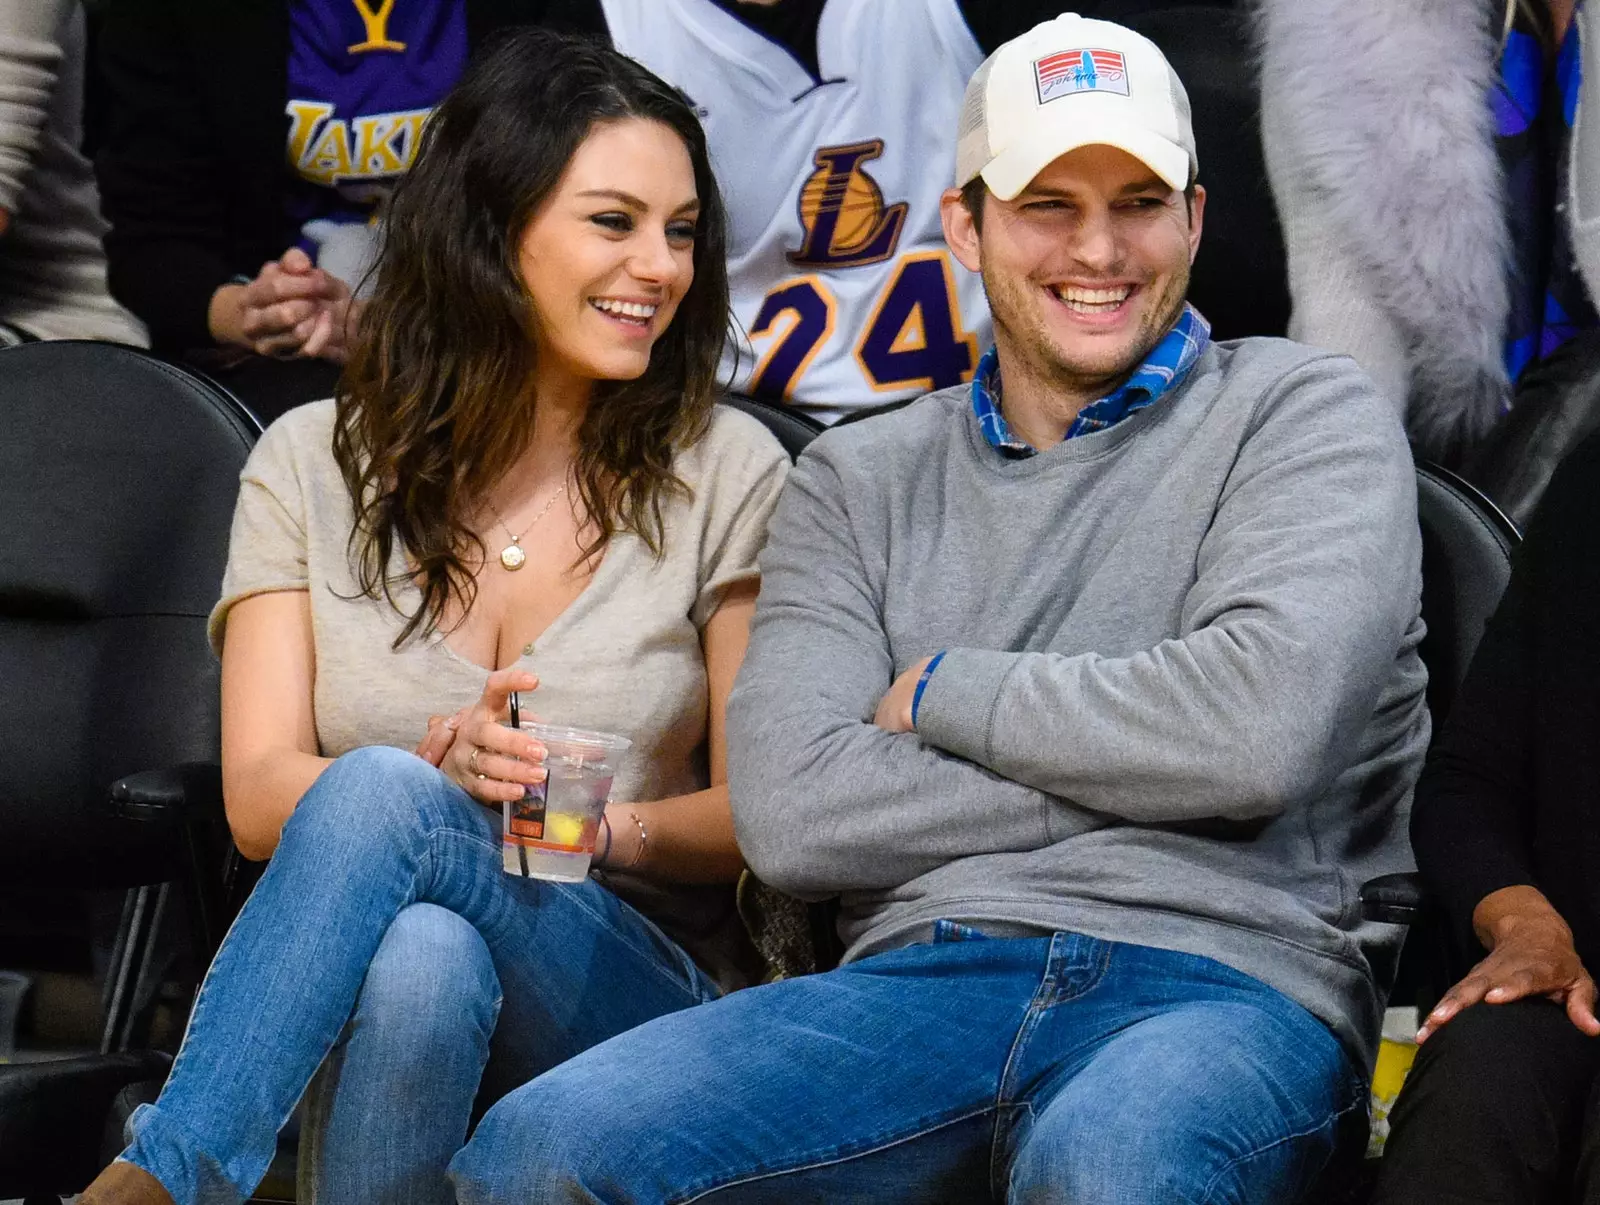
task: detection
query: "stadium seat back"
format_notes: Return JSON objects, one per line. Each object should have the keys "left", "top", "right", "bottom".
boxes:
{"left": 0, "top": 342, "right": 260, "bottom": 888}
{"left": 1415, "top": 463, "right": 1519, "bottom": 724}
{"left": 719, "top": 394, "right": 825, "bottom": 460}
{"left": 1363, "top": 465, "right": 1522, "bottom": 1079}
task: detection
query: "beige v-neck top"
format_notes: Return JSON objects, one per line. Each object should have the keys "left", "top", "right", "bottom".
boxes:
{"left": 209, "top": 399, "right": 789, "bottom": 986}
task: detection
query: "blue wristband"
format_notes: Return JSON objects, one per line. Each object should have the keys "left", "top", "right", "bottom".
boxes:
{"left": 910, "top": 650, "right": 947, "bottom": 728}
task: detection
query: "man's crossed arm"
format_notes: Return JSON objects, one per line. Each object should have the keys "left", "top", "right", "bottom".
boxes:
{"left": 728, "top": 362, "right": 1422, "bottom": 899}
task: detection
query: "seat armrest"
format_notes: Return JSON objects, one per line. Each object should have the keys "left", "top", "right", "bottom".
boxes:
{"left": 107, "top": 762, "right": 224, "bottom": 823}
{"left": 0, "top": 1051, "right": 172, "bottom": 1195}
{"left": 108, "top": 762, "right": 239, "bottom": 954}
{"left": 1360, "top": 871, "right": 1427, "bottom": 925}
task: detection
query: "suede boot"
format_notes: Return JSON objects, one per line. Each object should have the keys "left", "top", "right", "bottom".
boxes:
{"left": 78, "top": 1159, "right": 176, "bottom": 1205}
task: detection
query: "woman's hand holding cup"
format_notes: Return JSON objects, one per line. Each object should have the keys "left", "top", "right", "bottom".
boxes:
{"left": 437, "top": 668, "right": 547, "bottom": 806}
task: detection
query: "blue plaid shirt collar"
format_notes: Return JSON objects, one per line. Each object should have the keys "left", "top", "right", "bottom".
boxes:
{"left": 971, "top": 304, "right": 1212, "bottom": 457}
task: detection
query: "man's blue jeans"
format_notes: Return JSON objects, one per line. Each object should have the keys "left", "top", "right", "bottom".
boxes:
{"left": 452, "top": 923, "right": 1366, "bottom": 1204}
{"left": 117, "top": 746, "right": 719, "bottom": 1205}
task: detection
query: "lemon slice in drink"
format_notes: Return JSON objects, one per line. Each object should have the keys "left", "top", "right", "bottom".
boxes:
{"left": 545, "top": 813, "right": 586, "bottom": 847}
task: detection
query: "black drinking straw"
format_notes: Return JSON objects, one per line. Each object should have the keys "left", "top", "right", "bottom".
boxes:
{"left": 508, "top": 691, "right": 528, "bottom": 875}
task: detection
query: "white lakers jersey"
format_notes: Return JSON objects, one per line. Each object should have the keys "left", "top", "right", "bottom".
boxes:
{"left": 600, "top": 0, "right": 990, "bottom": 423}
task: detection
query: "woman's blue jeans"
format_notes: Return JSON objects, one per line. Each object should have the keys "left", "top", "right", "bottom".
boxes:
{"left": 118, "top": 746, "right": 719, "bottom": 1205}
{"left": 451, "top": 924, "right": 1366, "bottom": 1204}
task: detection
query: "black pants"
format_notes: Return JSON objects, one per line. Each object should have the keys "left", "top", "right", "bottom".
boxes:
{"left": 1373, "top": 999, "right": 1600, "bottom": 1204}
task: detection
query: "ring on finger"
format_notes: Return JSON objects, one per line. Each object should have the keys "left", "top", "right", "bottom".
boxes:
{"left": 467, "top": 745, "right": 483, "bottom": 776}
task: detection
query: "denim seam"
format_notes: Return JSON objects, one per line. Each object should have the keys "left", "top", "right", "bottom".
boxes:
{"left": 671, "top": 1104, "right": 996, "bottom": 1204}
{"left": 145, "top": 821, "right": 439, "bottom": 1201}
{"left": 1048, "top": 939, "right": 1112, "bottom": 1007}
{"left": 988, "top": 937, "right": 1110, "bottom": 1196}
{"left": 429, "top": 823, "right": 499, "bottom": 859}
{"left": 161, "top": 876, "right": 258, "bottom": 1088}
{"left": 298, "top": 1031, "right": 343, "bottom": 1205}
{"left": 990, "top": 1098, "right": 1035, "bottom": 1201}
{"left": 992, "top": 1006, "right": 1042, "bottom": 1195}
{"left": 1196, "top": 1092, "right": 1365, "bottom": 1203}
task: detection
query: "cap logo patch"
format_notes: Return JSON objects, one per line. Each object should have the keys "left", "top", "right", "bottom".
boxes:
{"left": 1034, "top": 49, "right": 1129, "bottom": 103}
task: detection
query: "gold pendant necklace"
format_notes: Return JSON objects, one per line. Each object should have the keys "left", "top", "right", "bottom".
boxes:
{"left": 485, "top": 482, "right": 568, "bottom": 572}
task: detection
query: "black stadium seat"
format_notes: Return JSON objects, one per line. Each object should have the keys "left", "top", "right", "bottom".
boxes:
{"left": 720, "top": 393, "right": 825, "bottom": 459}
{"left": 1359, "top": 465, "right": 1519, "bottom": 931}
{"left": 1412, "top": 464, "right": 1521, "bottom": 725}
{"left": 0, "top": 342, "right": 260, "bottom": 1201}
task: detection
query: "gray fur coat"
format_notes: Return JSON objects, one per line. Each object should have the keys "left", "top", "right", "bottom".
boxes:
{"left": 1254, "top": 0, "right": 1508, "bottom": 462}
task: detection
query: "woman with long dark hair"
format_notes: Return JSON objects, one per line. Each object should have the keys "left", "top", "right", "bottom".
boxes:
{"left": 81, "top": 28, "right": 787, "bottom": 1205}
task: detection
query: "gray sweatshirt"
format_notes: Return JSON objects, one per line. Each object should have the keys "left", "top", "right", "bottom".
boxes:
{"left": 727, "top": 337, "right": 1429, "bottom": 1071}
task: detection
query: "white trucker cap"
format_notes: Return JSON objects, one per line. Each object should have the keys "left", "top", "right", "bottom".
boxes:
{"left": 955, "top": 13, "right": 1198, "bottom": 199}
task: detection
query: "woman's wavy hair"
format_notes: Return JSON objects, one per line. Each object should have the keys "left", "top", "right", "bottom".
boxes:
{"left": 333, "top": 28, "right": 731, "bottom": 647}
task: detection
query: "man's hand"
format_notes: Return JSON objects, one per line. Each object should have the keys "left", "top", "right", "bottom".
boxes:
{"left": 207, "top": 247, "right": 358, "bottom": 362}
{"left": 1417, "top": 885, "right": 1600, "bottom": 1042}
{"left": 873, "top": 655, "right": 934, "bottom": 733}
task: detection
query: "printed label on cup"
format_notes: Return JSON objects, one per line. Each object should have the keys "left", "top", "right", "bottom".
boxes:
{"left": 508, "top": 779, "right": 547, "bottom": 840}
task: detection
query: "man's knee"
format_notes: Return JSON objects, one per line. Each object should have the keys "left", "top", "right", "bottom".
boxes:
{"left": 1009, "top": 1100, "right": 1340, "bottom": 1205}
{"left": 1009, "top": 1110, "right": 1212, "bottom": 1205}
{"left": 351, "top": 904, "right": 500, "bottom": 1050}
{"left": 1010, "top": 1004, "right": 1353, "bottom": 1205}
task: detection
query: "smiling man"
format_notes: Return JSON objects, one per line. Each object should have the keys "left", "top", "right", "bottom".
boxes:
{"left": 450, "top": 16, "right": 1430, "bottom": 1204}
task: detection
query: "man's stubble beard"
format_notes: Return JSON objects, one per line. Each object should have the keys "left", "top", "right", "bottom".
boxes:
{"left": 981, "top": 258, "right": 1190, "bottom": 401}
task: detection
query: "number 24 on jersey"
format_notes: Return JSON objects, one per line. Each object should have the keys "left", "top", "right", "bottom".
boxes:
{"left": 748, "top": 252, "right": 979, "bottom": 400}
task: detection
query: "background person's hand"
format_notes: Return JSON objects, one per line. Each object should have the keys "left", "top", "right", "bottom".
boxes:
{"left": 1418, "top": 884, "right": 1600, "bottom": 1042}
{"left": 873, "top": 655, "right": 934, "bottom": 733}
{"left": 280, "top": 247, "right": 362, "bottom": 363}
{"left": 295, "top": 290, "right": 361, "bottom": 363}
{"left": 438, "top": 668, "right": 547, "bottom": 807}
{"left": 207, "top": 247, "right": 355, "bottom": 361}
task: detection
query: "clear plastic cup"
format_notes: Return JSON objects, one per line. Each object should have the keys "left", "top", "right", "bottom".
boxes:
{"left": 502, "top": 723, "right": 631, "bottom": 882}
